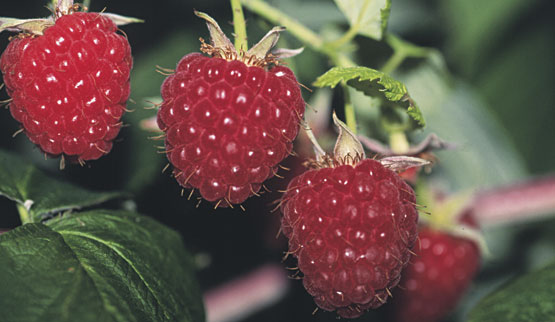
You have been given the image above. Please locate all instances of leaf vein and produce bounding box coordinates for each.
[57,230,170,320]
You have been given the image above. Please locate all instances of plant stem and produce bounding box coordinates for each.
[242,0,323,49]
[231,0,248,52]
[389,131,410,154]
[342,86,357,133]
[17,204,32,224]
[327,0,370,49]
[241,0,355,66]
[381,50,405,75]
[382,34,430,74]
[474,176,555,227]
[241,0,358,130]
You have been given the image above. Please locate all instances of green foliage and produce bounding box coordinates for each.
[314,66,425,128]
[0,150,124,223]
[468,260,555,321]
[443,0,536,77]
[397,56,526,190]
[0,210,204,322]
[333,0,391,40]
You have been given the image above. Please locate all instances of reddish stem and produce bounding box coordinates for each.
[473,176,555,227]
[203,264,290,322]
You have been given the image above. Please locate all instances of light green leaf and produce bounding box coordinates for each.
[334,0,391,40]
[0,150,125,222]
[0,210,204,322]
[468,260,555,321]
[314,66,425,128]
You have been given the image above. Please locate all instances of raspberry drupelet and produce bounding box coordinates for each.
[0,10,133,163]
[280,158,419,318]
[157,14,305,207]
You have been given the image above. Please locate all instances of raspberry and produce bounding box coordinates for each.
[0,11,132,162]
[390,225,480,322]
[280,159,418,318]
[158,54,305,207]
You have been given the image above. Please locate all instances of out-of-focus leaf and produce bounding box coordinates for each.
[443,0,537,76]
[0,150,124,222]
[314,66,425,128]
[334,0,391,40]
[271,0,346,30]
[475,23,555,174]
[0,210,205,322]
[468,260,555,321]
[398,57,526,190]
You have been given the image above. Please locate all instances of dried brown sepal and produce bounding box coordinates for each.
[379,156,431,172]
[0,18,54,36]
[195,11,292,68]
[359,133,455,156]
[199,38,279,68]
[246,26,285,60]
[194,11,236,53]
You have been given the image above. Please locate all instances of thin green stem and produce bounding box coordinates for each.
[82,0,91,10]
[241,0,324,51]
[327,0,370,49]
[231,0,248,52]
[382,34,431,74]
[328,24,359,49]
[17,204,32,224]
[241,0,358,128]
[342,86,357,134]
[380,50,405,75]
[389,131,410,154]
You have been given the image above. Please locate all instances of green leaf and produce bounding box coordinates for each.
[334,0,391,40]
[314,66,425,128]
[0,210,205,322]
[0,150,125,222]
[468,260,555,321]
[397,55,526,191]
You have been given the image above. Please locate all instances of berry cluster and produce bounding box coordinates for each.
[280,159,418,318]
[157,53,305,206]
[0,12,132,162]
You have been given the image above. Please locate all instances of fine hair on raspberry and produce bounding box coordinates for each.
[0,11,133,163]
[280,159,419,318]
[157,52,305,207]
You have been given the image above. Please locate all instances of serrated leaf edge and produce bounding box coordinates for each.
[314,67,425,127]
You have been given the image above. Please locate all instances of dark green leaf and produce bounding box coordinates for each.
[314,66,425,128]
[0,150,124,222]
[443,0,536,77]
[0,210,204,322]
[468,260,555,321]
[334,0,392,40]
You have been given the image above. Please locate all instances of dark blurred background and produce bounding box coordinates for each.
[0,0,553,321]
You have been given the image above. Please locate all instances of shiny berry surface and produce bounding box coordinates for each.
[158,53,305,206]
[0,12,132,161]
[280,159,418,318]
[391,227,480,322]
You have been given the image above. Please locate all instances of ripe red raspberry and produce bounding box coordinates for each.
[0,11,132,162]
[157,53,305,206]
[390,225,480,322]
[280,159,418,318]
